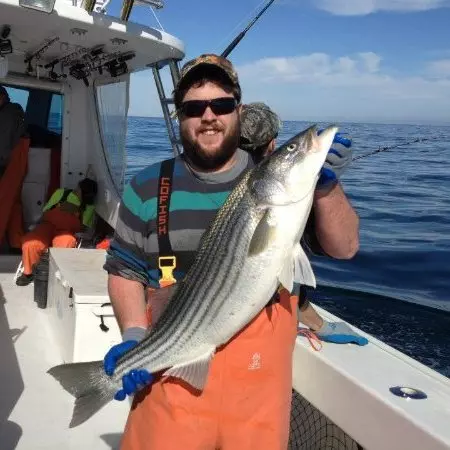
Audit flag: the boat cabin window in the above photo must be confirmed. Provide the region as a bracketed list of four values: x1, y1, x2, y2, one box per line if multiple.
[4, 86, 30, 111]
[95, 80, 128, 196]
[48, 93, 63, 135]
[3, 85, 64, 143]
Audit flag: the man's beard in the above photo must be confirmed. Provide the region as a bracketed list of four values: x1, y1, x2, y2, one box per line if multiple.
[181, 122, 240, 171]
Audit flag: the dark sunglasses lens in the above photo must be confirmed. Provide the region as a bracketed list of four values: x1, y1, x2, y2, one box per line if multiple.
[210, 98, 236, 115]
[182, 98, 236, 117]
[182, 101, 207, 117]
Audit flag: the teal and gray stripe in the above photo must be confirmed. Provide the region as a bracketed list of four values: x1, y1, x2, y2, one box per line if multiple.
[104, 150, 254, 285]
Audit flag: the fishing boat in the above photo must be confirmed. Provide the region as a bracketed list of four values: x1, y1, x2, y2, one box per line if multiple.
[0, 0, 449, 449]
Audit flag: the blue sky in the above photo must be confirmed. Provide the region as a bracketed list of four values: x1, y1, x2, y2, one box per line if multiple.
[106, 0, 450, 124]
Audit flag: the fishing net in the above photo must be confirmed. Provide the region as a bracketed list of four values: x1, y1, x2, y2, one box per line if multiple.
[288, 390, 363, 450]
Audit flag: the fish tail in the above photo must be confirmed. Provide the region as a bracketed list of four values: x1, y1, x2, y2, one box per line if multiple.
[47, 360, 114, 428]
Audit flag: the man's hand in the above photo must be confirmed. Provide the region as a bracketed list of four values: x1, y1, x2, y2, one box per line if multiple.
[317, 132, 353, 191]
[103, 327, 154, 401]
[311, 130, 359, 259]
[315, 321, 368, 346]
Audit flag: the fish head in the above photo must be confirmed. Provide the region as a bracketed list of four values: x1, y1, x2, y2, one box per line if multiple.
[250, 124, 338, 207]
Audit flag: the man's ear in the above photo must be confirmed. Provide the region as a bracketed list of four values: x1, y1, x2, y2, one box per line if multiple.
[268, 139, 276, 155]
[237, 103, 243, 115]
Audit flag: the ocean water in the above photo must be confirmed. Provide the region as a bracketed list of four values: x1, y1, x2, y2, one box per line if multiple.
[125, 116, 450, 377]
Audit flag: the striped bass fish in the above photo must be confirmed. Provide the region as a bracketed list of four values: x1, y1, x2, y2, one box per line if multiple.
[48, 124, 338, 428]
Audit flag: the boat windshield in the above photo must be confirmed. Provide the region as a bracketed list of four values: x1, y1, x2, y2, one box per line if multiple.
[95, 78, 129, 195]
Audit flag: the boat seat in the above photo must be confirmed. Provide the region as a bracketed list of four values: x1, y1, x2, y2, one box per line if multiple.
[21, 147, 52, 233]
[21, 124, 62, 233]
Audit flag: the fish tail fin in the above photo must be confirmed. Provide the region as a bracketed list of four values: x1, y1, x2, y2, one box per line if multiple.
[47, 360, 114, 428]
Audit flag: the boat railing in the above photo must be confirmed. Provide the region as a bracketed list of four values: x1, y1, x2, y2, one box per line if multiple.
[150, 58, 183, 156]
[68, 0, 111, 14]
[64, 0, 165, 21]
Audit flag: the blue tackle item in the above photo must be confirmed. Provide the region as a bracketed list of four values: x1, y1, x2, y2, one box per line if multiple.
[316, 320, 369, 346]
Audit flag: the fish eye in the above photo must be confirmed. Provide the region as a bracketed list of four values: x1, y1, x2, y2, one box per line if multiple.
[287, 143, 297, 152]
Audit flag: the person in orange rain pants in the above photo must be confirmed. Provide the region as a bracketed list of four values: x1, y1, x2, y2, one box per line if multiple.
[16, 178, 98, 286]
[0, 85, 28, 251]
[240, 102, 368, 347]
[103, 54, 360, 449]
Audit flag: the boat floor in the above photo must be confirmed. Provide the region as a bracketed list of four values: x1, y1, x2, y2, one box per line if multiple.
[0, 256, 129, 450]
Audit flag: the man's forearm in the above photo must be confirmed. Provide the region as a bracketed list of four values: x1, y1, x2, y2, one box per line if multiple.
[313, 182, 359, 259]
[108, 274, 148, 333]
[146, 284, 175, 326]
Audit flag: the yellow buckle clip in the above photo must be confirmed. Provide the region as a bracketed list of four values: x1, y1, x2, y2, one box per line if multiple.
[158, 256, 177, 287]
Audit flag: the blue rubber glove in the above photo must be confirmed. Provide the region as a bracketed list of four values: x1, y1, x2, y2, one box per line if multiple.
[315, 321, 368, 346]
[317, 131, 353, 190]
[104, 329, 154, 401]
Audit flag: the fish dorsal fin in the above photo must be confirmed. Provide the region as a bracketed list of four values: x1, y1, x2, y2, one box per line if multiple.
[278, 242, 316, 291]
[162, 347, 215, 391]
[248, 209, 278, 256]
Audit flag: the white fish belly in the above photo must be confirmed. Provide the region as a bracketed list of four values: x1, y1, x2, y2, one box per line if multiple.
[205, 195, 314, 346]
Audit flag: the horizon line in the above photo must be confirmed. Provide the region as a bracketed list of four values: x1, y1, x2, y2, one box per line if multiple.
[127, 114, 450, 128]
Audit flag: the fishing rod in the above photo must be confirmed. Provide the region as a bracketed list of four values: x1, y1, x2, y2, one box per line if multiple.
[221, 0, 277, 58]
[352, 137, 443, 161]
[170, 0, 276, 122]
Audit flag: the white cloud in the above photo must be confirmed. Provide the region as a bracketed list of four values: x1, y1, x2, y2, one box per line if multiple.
[359, 52, 382, 73]
[315, 0, 450, 16]
[127, 52, 450, 124]
[236, 52, 389, 87]
[235, 53, 450, 123]
[427, 59, 450, 78]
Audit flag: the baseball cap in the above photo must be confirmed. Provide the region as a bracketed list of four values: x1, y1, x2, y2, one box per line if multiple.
[174, 54, 241, 105]
[240, 102, 282, 151]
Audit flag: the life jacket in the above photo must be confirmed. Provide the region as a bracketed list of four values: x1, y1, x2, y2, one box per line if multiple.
[49, 188, 86, 219]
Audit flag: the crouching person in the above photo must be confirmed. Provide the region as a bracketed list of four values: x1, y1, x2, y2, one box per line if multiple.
[16, 178, 98, 286]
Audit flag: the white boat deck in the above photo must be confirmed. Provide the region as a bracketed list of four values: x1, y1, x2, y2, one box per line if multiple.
[1, 252, 449, 450]
[0, 256, 129, 450]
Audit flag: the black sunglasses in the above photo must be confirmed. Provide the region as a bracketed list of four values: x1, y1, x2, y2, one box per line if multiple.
[180, 97, 238, 118]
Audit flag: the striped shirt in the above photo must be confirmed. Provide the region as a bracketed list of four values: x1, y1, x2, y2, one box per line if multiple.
[104, 149, 324, 289]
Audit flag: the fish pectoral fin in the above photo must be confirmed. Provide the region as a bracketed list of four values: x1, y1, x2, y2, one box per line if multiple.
[293, 242, 316, 288]
[277, 242, 316, 292]
[163, 348, 215, 391]
[278, 253, 295, 292]
[248, 209, 277, 256]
